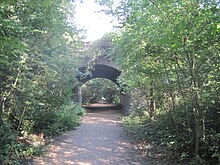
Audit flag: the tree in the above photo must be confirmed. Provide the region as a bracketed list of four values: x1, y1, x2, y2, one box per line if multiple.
[82, 78, 120, 104]
[98, 0, 220, 163]
[0, 0, 84, 163]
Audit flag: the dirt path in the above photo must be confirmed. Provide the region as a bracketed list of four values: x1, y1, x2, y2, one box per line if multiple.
[26, 109, 165, 165]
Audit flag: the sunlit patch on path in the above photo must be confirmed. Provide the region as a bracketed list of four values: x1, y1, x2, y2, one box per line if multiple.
[83, 103, 118, 110]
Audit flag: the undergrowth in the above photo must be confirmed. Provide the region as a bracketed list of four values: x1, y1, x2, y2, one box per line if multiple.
[33, 103, 85, 136]
[0, 103, 85, 165]
[122, 110, 220, 165]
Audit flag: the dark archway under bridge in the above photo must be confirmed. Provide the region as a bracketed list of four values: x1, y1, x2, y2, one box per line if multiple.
[76, 63, 131, 113]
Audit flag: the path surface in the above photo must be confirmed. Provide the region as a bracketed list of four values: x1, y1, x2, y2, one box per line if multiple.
[26, 109, 165, 165]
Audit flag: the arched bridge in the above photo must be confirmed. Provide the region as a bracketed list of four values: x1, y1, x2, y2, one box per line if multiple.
[76, 61, 131, 113]
[77, 64, 121, 84]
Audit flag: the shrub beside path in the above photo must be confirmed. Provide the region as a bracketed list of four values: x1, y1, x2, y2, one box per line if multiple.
[25, 109, 166, 165]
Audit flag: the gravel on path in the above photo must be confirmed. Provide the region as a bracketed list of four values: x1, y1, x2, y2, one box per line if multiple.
[25, 109, 166, 165]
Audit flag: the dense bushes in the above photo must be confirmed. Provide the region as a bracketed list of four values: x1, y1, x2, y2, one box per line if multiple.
[123, 104, 220, 164]
[0, 0, 84, 164]
[0, 102, 84, 164]
[33, 103, 85, 136]
[0, 124, 18, 164]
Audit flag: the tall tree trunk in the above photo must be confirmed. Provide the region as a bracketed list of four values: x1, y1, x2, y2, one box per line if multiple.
[0, 96, 3, 126]
[149, 86, 154, 118]
[194, 107, 199, 158]
[173, 55, 192, 140]
[170, 92, 179, 135]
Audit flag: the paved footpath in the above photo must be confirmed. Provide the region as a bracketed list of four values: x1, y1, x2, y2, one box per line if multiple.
[25, 109, 166, 165]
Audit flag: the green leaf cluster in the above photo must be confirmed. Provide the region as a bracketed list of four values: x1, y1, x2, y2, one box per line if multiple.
[82, 78, 120, 105]
[109, 0, 220, 164]
[0, 0, 84, 164]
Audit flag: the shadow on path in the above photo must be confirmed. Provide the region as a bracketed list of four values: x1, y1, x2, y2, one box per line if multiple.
[24, 109, 166, 165]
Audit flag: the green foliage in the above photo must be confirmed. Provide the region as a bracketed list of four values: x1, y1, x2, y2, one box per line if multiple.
[81, 33, 116, 67]
[105, 0, 220, 164]
[88, 33, 115, 60]
[82, 78, 120, 104]
[0, 123, 17, 164]
[0, 123, 42, 164]
[33, 102, 84, 136]
[0, 0, 84, 164]
[123, 113, 207, 164]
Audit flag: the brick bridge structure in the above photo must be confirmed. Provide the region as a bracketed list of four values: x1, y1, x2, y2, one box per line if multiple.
[76, 59, 132, 113]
